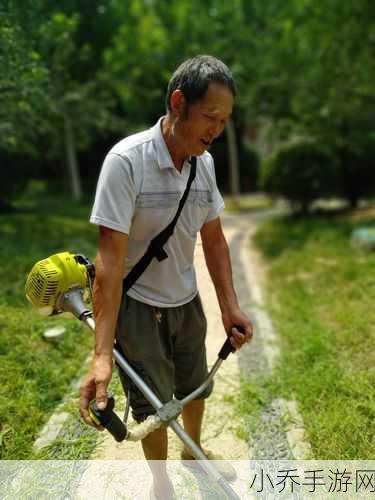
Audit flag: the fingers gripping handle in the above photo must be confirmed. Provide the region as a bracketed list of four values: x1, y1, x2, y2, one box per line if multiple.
[89, 394, 127, 442]
[218, 337, 235, 360]
[218, 325, 245, 360]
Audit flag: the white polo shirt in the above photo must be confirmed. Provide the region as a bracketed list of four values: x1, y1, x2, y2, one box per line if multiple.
[90, 117, 225, 307]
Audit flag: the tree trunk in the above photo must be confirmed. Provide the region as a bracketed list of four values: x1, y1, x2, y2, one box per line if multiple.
[225, 117, 240, 200]
[64, 113, 82, 200]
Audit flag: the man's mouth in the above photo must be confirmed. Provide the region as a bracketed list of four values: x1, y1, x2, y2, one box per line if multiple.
[201, 139, 211, 147]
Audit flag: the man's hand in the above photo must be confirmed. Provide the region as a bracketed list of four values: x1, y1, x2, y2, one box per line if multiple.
[79, 354, 113, 429]
[222, 307, 253, 350]
[200, 217, 254, 350]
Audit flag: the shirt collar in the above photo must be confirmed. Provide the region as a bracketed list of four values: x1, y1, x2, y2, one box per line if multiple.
[152, 116, 176, 170]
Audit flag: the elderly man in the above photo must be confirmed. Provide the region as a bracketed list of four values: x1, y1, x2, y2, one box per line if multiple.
[80, 55, 253, 499]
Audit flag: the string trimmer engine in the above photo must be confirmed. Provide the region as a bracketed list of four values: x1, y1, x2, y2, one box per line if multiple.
[25, 252, 94, 316]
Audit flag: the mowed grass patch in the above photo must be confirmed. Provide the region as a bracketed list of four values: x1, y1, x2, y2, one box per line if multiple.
[0, 183, 98, 458]
[251, 211, 375, 459]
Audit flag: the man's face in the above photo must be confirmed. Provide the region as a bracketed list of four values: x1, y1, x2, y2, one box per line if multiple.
[171, 82, 234, 157]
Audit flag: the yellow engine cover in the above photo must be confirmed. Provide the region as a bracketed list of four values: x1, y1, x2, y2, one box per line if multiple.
[25, 252, 87, 315]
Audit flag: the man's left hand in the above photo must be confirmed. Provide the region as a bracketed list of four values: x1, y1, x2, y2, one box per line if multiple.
[222, 307, 253, 350]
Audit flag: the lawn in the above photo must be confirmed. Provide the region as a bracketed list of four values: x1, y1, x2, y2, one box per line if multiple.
[0, 182, 98, 459]
[248, 208, 375, 459]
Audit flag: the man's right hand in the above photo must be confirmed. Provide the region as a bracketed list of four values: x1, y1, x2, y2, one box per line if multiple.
[79, 353, 113, 429]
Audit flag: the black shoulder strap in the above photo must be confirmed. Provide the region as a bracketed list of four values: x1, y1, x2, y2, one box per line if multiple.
[122, 156, 197, 294]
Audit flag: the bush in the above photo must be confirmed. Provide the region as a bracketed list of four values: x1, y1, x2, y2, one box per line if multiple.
[260, 141, 338, 212]
[338, 147, 375, 207]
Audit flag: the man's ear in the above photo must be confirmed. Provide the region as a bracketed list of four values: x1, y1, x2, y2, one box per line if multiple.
[170, 89, 186, 117]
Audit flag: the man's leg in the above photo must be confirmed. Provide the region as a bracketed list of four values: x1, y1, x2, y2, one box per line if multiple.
[181, 399, 205, 454]
[115, 296, 176, 499]
[181, 397, 237, 482]
[175, 295, 212, 457]
[142, 427, 175, 499]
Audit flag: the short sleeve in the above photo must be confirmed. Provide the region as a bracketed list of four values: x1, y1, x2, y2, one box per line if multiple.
[90, 153, 136, 234]
[204, 154, 225, 223]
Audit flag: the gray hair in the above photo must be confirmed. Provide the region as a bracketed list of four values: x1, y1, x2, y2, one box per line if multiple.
[165, 55, 236, 112]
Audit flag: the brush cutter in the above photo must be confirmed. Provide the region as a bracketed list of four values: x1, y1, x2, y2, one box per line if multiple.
[25, 251, 241, 500]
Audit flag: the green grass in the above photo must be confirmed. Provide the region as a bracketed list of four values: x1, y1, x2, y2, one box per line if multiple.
[0, 182, 98, 459]
[235, 378, 272, 442]
[33, 368, 126, 460]
[246, 209, 375, 459]
[34, 415, 102, 460]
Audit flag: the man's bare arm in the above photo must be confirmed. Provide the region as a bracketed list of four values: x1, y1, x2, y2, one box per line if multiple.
[200, 217, 253, 349]
[93, 226, 128, 356]
[79, 226, 128, 426]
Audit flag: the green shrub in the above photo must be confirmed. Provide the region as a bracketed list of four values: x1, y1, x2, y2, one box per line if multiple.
[260, 141, 338, 212]
[338, 147, 375, 207]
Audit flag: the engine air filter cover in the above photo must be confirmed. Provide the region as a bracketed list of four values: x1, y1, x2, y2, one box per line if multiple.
[25, 252, 87, 315]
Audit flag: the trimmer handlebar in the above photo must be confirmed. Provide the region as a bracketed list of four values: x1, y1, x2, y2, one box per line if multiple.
[218, 337, 236, 360]
[89, 394, 128, 442]
[218, 326, 245, 360]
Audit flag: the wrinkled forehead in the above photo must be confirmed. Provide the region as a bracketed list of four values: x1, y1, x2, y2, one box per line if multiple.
[199, 83, 234, 115]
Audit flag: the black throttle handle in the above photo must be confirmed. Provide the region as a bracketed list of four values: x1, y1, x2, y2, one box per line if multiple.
[218, 325, 246, 360]
[89, 394, 127, 442]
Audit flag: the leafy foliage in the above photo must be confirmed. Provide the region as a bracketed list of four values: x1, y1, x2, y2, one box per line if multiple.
[243, 0, 375, 139]
[1, 0, 374, 203]
[260, 142, 338, 212]
[0, 9, 48, 154]
[0, 2, 123, 206]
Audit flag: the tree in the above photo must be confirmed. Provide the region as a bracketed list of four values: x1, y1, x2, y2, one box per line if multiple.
[0, 7, 48, 155]
[36, 12, 124, 199]
[1, 2, 124, 202]
[242, 0, 375, 151]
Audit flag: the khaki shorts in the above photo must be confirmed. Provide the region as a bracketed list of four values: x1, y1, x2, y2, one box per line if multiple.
[115, 293, 213, 422]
